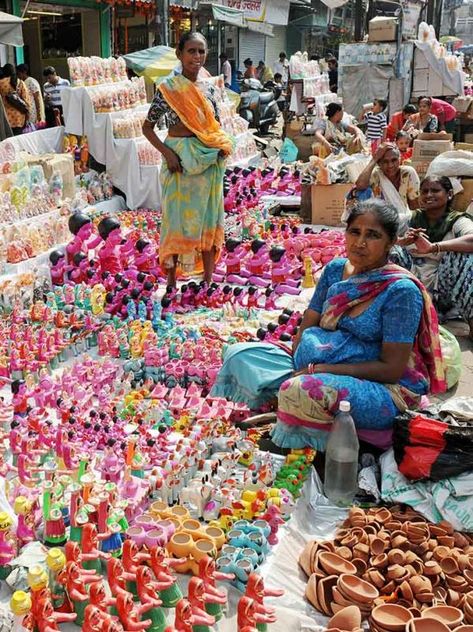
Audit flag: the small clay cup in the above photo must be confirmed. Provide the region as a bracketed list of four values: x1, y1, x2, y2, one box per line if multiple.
[441, 557, 459, 576]
[387, 549, 405, 565]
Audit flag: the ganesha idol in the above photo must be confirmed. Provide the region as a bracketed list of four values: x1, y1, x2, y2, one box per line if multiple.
[57, 212, 160, 286]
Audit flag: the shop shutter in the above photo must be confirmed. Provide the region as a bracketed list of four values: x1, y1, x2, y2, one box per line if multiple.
[265, 25, 287, 74]
[238, 29, 265, 71]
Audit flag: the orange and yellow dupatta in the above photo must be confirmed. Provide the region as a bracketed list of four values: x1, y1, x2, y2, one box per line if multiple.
[159, 74, 233, 157]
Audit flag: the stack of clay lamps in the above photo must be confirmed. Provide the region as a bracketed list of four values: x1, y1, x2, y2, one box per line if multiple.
[299, 505, 473, 623]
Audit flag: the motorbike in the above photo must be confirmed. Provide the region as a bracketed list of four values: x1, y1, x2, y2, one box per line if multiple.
[238, 78, 281, 135]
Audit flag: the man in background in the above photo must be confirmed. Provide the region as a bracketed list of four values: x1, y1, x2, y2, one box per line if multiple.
[219, 52, 232, 88]
[327, 57, 338, 93]
[273, 51, 289, 86]
[43, 66, 70, 126]
[256, 60, 273, 84]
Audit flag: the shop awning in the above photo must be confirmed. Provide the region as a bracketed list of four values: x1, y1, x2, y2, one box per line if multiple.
[123, 46, 178, 84]
[0, 11, 23, 47]
[212, 4, 246, 26]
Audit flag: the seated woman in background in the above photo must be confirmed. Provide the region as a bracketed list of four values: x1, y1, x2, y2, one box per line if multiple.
[313, 102, 363, 157]
[355, 144, 420, 225]
[212, 200, 446, 451]
[386, 103, 417, 141]
[392, 176, 473, 339]
[405, 97, 439, 134]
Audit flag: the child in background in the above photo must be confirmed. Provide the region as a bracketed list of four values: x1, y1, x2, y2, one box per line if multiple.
[361, 99, 388, 154]
[395, 130, 413, 163]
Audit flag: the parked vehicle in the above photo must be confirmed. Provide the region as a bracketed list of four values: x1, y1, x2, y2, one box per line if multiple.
[238, 78, 281, 135]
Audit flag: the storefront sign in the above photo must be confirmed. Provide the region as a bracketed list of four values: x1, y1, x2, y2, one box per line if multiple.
[206, 0, 289, 25]
[247, 21, 274, 35]
[402, 0, 422, 39]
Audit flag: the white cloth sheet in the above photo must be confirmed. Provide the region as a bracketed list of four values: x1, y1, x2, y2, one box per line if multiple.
[0, 126, 64, 157]
[62, 87, 161, 210]
[414, 41, 465, 96]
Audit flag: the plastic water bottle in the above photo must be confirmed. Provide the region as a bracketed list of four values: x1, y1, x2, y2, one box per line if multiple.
[324, 401, 359, 506]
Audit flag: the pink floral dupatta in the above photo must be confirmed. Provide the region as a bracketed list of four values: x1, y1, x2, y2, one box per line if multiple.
[319, 263, 446, 409]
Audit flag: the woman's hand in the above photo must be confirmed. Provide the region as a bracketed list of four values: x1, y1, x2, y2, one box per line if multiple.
[373, 143, 395, 164]
[292, 363, 328, 377]
[163, 148, 182, 173]
[412, 233, 436, 255]
[398, 228, 426, 247]
[292, 331, 301, 356]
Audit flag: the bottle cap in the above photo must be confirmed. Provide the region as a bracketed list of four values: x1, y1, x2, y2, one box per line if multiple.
[339, 400, 351, 412]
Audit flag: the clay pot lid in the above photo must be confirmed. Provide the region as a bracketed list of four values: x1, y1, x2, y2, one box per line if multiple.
[318, 552, 357, 576]
[408, 617, 451, 632]
[371, 604, 413, 631]
[328, 605, 362, 631]
[421, 605, 464, 626]
[338, 573, 379, 604]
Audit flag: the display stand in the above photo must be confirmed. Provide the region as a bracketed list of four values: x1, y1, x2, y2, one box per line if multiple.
[62, 86, 161, 210]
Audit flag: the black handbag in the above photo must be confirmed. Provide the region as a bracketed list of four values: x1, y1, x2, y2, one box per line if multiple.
[6, 91, 29, 115]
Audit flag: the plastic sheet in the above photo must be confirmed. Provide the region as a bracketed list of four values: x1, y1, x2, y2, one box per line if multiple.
[381, 448, 473, 532]
[427, 150, 473, 178]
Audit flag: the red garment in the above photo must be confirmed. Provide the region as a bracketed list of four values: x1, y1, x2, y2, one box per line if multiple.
[400, 148, 413, 163]
[431, 99, 457, 123]
[386, 111, 405, 141]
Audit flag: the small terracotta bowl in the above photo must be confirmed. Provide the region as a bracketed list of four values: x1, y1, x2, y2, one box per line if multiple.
[318, 552, 357, 576]
[338, 573, 379, 604]
[421, 605, 464, 628]
[408, 617, 451, 632]
[371, 604, 413, 631]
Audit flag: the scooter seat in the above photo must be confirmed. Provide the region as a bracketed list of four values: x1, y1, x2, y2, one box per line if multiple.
[259, 91, 275, 105]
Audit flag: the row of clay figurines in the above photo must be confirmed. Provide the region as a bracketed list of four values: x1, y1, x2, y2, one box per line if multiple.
[51, 212, 316, 294]
[11, 546, 281, 632]
[50, 212, 161, 286]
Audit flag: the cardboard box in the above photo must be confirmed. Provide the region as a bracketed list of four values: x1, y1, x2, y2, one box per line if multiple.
[311, 183, 352, 226]
[418, 133, 453, 141]
[19, 152, 75, 199]
[368, 16, 397, 42]
[452, 178, 473, 212]
[412, 139, 454, 162]
[452, 96, 473, 113]
[455, 143, 473, 152]
[410, 160, 430, 177]
[464, 134, 473, 143]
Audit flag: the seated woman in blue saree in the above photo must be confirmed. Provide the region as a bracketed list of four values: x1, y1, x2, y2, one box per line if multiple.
[212, 200, 446, 451]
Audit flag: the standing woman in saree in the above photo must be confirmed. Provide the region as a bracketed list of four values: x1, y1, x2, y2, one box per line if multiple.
[143, 32, 233, 286]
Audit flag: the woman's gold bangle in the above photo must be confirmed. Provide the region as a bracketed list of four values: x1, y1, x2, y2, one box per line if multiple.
[433, 242, 442, 254]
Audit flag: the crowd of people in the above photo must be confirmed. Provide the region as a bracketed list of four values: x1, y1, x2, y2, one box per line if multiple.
[0, 63, 69, 136]
[0, 31, 469, 457]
